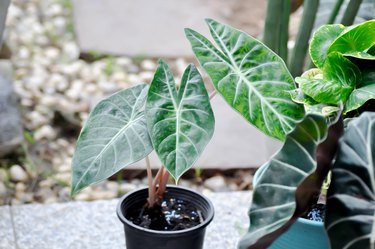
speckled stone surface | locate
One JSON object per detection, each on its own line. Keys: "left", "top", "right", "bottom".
{"left": 7, "top": 191, "right": 251, "bottom": 249}
{"left": 0, "top": 206, "right": 16, "bottom": 249}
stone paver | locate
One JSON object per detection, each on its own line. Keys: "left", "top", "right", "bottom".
{"left": 0, "top": 206, "right": 16, "bottom": 249}
{"left": 72, "top": 0, "right": 265, "bottom": 57}
{"left": 130, "top": 95, "right": 278, "bottom": 169}
{"left": 7, "top": 191, "right": 251, "bottom": 249}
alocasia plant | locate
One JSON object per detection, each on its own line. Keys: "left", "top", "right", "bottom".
{"left": 185, "top": 18, "right": 375, "bottom": 249}
{"left": 71, "top": 60, "right": 214, "bottom": 206}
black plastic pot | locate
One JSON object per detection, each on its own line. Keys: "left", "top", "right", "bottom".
{"left": 116, "top": 186, "right": 214, "bottom": 249}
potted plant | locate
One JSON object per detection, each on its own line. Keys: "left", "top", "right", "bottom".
{"left": 70, "top": 60, "right": 216, "bottom": 249}
{"left": 185, "top": 18, "right": 375, "bottom": 249}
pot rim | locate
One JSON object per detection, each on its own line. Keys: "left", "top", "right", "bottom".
{"left": 297, "top": 217, "right": 324, "bottom": 227}
{"left": 116, "top": 185, "right": 215, "bottom": 235}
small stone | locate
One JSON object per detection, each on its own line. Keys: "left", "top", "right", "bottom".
{"left": 44, "top": 47, "right": 60, "bottom": 61}
{"left": 0, "top": 182, "right": 6, "bottom": 196}
{"left": 91, "top": 190, "right": 117, "bottom": 200}
{"left": 141, "top": 60, "right": 156, "bottom": 71}
{"left": 16, "top": 192, "right": 34, "bottom": 203}
{"left": 9, "top": 165, "right": 29, "bottom": 182}
{"left": 34, "top": 125, "right": 56, "bottom": 140}
{"left": 116, "top": 57, "right": 132, "bottom": 67}
{"left": 39, "top": 179, "right": 55, "bottom": 188}
{"left": 105, "top": 181, "right": 119, "bottom": 192}
{"left": 127, "top": 74, "right": 140, "bottom": 84}
{"left": 55, "top": 172, "right": 71, "bottom": 185}
{"left": 139, "top": 71, "right": 153, "bottom": 82}
{"left": 204, "top": 175, "right": 228, "bottom": 192}
{"left": 58, "top": 164, "right": 71, "bottom": 173}
{"left": 74, "top": 192, "right": 91, "bottom": 201}
{"left": 63, "top": 42, "right": 79, "bottom": 60}
{"left": 127, "top": 64, "right": 139, "bottom": 74}
{"left": 44, "top": 197, "right": 58, "bottom": 204}
{"left": 15, "top": 182, "right": 26, "bottom": 192}
{"left": 110, "top": 71, "right": 127, "bottom": 82}
{"left": 0, "top": 168, "right": 8, "bottom": 182}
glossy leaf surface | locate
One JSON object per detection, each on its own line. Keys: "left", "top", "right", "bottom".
{"left": 326, "top": 112, "right": 375, "bottom": 249}
{"left": 239, "top": 114, "right": 329, "bottom": 249}
{"left": 310, "top": 24, "right": 345, "bottom": 68}
{"left": 345, "top": 70, "right": 375, "bottom": 114}
{"left": 71, "top": 84, "right": 152, "bottom": 195}
{"left": 185, "top": 19, "right": 304, "bottom": 140}
{"left": 298, "top": 53, "right": 360, "bottom": 104}
{"left": 146, "top": 60, "right": 214, "bottom": 180}
{"left": 328, "top": 20, "right": 375, "bottom": 54}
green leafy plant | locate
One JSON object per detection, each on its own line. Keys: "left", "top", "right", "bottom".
{"left": 71, "top": 60, "right": 214, "bottom": 207}
{"left": 185, "top": 18, "right": 375, "bottom": 249}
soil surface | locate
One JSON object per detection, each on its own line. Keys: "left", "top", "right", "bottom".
{"left": 127, "top": 197, "right": 203, "bottom": 231}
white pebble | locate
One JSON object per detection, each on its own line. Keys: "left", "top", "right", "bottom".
{"left": 34, "top": 125, "right": 56, "bottom": 140}
{"left": 141, "top": 60, "right": 156, "bottom": 71}
{"left": 10, "top": 165, "right": 29, "bottom": 182}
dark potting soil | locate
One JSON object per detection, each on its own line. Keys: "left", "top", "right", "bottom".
{"left": 126, "top": 197, "right": 204, "bottom": 231}
{"left": 302, "top": 203, "right": 325, "bottom": 222}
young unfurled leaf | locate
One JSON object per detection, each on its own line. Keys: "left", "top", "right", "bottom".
{"left": 326, "top": 112, "right": 375, "bottom": 249}
{"left": 297, "top": 53, "right": 361, "bottom": 105}
{"left": 146, "top": 60, "right": 214, "bottom": 180}
{"left": 71, "top": 84, "right": 152, "bottom": 196}
{"left": 310, "top": 24, "right": 345, "bottom": 68}
{"left": 185, "top": 19, "right": 304, "bottom": 141}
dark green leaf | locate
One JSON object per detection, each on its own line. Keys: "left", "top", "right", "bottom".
{"left": 345, "top": 70, "right": 375, "bottom": 114}
{"left": 326, "top": 112, "right": 375, "bottom": 249}
{"left": 185, "top": 19, "right": 304, "bottom": 140}
{"left": 310, "top": 24, "right": 345, "bottom": 68}
{"left": 146, "top": 60, "right": 214, "bottom": 180}
{"left": 239, "top": 113, "right": 342, "bottom": 248}
{"left": 71, "top": 84, "right": 152, "bottom": 195}
{"left": 328, "top": 20, "right": 375, "bottom": 54}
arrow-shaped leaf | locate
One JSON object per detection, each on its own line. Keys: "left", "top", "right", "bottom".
{"left": 326, "top": 112, "right": 375, "bottom": 249}
{"left": 185, "top": 19, "right": 304, "bottom": 140}
{"left": 146, "top": 60, "right": 214, "bottom": 180}
{"left": 71, "top": 84, "right": 153, "bottom": 195}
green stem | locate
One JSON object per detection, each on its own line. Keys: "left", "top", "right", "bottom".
{"left": 263, "top": 0, "right": 283, "bottom": 53}
{"left": 341, "top": 0, "right": 363, "bottom": 26}
{"left": 289, "top": 0, "right": 320, "bottom": 77}
{"left": 279, "top": 0, "right": 291, "bottom": 62}
{"left": 327, "top": 0, "right": 345, "bottom": 24}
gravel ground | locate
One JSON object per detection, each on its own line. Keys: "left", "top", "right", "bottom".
{"left": 0, "top": 0, "right": 254, "bottom": 205}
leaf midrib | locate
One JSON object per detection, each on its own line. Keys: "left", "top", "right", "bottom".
{"left": 207, "top": 23, "right": 294, "bottom": 130}
{"left": 73, "top": 115, "right": 143, "bottom": 192}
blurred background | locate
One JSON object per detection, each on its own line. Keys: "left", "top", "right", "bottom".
{"left": 0, "top": 0, "right": 373, "bottom": 206}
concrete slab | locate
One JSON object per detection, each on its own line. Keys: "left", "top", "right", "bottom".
{"left": 72, "top": 0, "right": 265, "bottom": 57}
{"left": 0, "top": 206, "right": 16, "bottom": 249}
{"left": 10, "top": 191, "right": 251, "bottom": 249}
{"left": 130, "top": 95, "right": 271, "bottom": 169}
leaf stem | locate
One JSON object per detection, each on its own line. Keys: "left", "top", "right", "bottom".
{"left": 279, "top": 0, "right": 291, "bottom": 63}
{"left": 209, "top": 90, "right": 217, "bottom": 100}
{"left": 340, "top": 0, "right": 363, "bottom": 26}
{"left": 327, "top": 0, "right": 344, "bottom": 24}
{"left": 289, "top": 0, "right": 320, "bottom": 77}
{"left": 145, "top": 155, "right": 156, "bottom": 207}
{"left": 156, "top": 167, "right": 170, "bottom": 197}
{"left": 263, "top": 0, "right": 283, "bottom": 53}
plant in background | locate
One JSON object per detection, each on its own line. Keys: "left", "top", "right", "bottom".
{"left": 71, "top": 60, "right": 214, "bottom": 207}
{"left": 185, "top": 16, "right": 375, "bottom": 249}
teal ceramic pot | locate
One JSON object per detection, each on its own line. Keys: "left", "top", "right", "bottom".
{"left": 253, "top": 167, "right": 330, "bottom": 249}
{"left": 268, "top": 218, "right": 330, "bottom": 249}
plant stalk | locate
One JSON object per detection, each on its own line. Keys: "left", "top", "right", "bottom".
{"left": 279, "top": 0, "right": 291, "bottom": 62}
{"left": 289, "top": 0, "right": 320, "bottom": 77}
{"left": 340, "top": 0, "right": 363, "bottom": 26}
{"left": 263, "top": 0, "right": 283, "bottom": 53}
{"left": 145, "top": 155, "right": 156, "bottom": 207}
{"left": 327, "top": 0, "right": 345, "bottom": 24}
